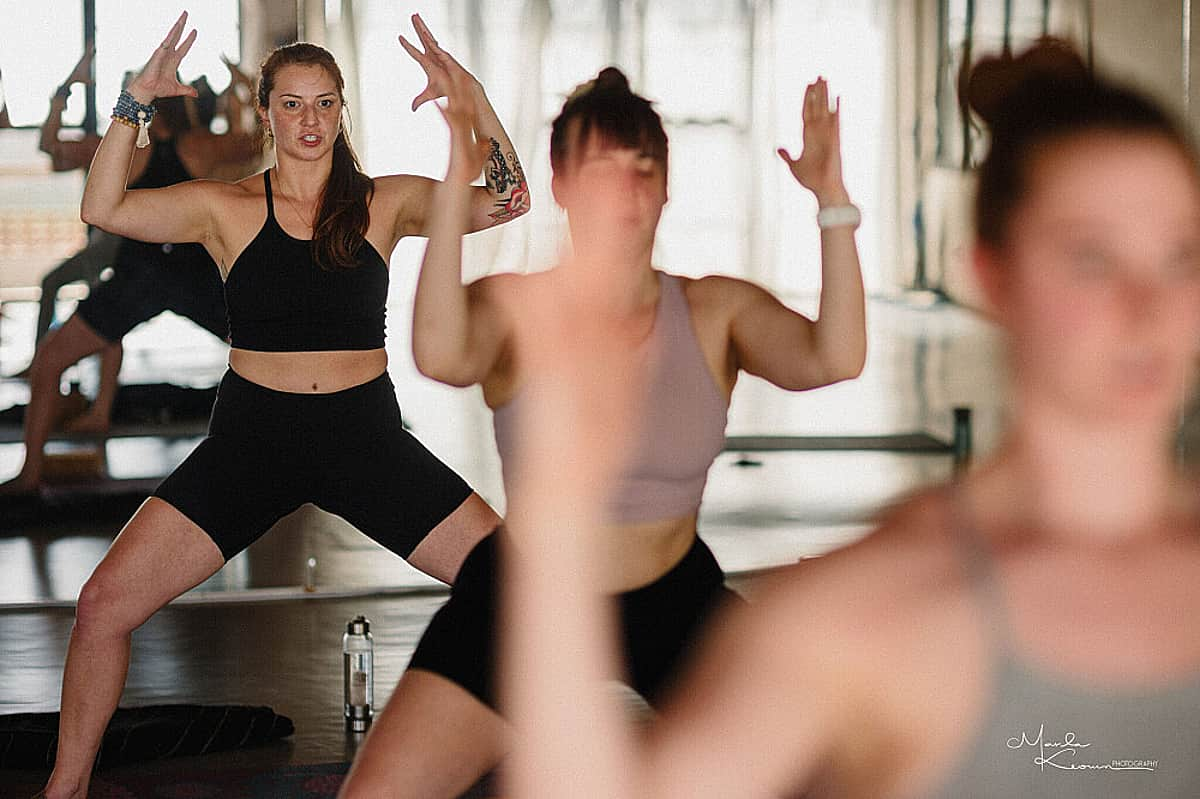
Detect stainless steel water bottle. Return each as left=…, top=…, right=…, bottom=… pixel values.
left=343, top=615, right=374, bottom=731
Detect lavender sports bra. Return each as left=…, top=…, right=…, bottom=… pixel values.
left=493, top=271, right=728, bottom=525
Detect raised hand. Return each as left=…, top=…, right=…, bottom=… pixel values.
left=220, top=53, right=253, bottom=91
left=436, top=63, right=489, bottom=185
left=66, top=43, right=96, bottom=87
left=399, top=13, right=478, bottom=113
left=126, top=11, right=199, bottom=104
left=777, top=78, right=848, bottom=205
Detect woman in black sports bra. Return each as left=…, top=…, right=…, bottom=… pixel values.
left=40, top=13, right=528, bottom=799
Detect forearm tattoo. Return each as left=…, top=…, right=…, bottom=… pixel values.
left=486, top=137, right=529, bottom=222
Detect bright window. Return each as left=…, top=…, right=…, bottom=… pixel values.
left=0, top=0, right=85, bottom=127
left=93, top=1, right=240, bottom=133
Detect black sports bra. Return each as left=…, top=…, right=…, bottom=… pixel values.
left=224, top=170, right=388, bottom=352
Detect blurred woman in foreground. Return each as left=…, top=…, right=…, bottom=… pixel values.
left=500, top=39, right=1200, bottom=799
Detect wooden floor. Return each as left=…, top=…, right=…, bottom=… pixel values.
left=0, top=593, right=443, bottom=794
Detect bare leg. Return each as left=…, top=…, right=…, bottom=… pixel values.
left=338, top=669, right=508, bottom=799
left=407, top=493, right=500, bottom=584
left=0, top=315, right=109, bottom=494
left=35, top=262, right=72, bottom=347
left=41, top=498, right=225, bottom=799
left=64, top=341, right=123, bottom=434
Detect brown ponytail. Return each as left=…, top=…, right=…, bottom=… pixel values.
left=258, top=42, right=374, bottom=269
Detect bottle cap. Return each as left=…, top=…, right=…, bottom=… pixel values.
left=346, top=615, right=370, bottom=635
left=346, top=704, right=372, bottom=732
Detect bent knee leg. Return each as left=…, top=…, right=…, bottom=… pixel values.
left=73, top=573, right=143, bottom=640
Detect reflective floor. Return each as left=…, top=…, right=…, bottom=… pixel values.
left=0, top=287, right=1010, bottom=794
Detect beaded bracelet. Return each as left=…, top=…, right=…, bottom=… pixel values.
left=111, top=90, right=155, bottom=148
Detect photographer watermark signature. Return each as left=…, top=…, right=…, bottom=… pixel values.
left=1007, top=724, right=1157, bottom=772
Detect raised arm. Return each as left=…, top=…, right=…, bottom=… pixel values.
left=411, top=64, right=509, bottom=387
left=39, top=45, right=101, bottom=172
left=79, top=13, right=214, bottom=246
left=396, top=13, right=530, bottom=237
left=218, top=54, right=255, bottom=138
left=730, top=78, right=866, bottom=391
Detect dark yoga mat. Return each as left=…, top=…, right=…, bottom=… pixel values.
left=0, top=478, right=162, bottom=529
left=0, top=705, right=293, bottom=770
left=0, top=383, right=218, bottom=427
left=87, top=762, right=350, bottom=799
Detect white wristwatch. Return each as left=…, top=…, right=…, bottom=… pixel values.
left=816, top=204, right=861, bottom=230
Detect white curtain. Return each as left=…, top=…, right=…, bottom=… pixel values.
left=351, top=0, right=892, bottom=294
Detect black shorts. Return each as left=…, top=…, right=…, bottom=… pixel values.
left=408, top=531, right=740, bottom=709
left=154, top=369, right=474, bottom=561
left=76, top=240, right=228, bottom=344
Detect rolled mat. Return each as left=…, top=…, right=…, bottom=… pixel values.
left=0, top=705, right=294, bottom=769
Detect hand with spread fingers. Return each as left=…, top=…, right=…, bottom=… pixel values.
left=399, top=13, right=479, bottom=113
left=777, top=77, right=849, bottom=206
left=125, top=11, right=200, bottom=105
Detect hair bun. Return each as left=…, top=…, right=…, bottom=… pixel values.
left=593, top=67, right=631, bottom=93
left=564, top=67, right=633, bottom=105
left=963, top=37, right=1090, bottom=127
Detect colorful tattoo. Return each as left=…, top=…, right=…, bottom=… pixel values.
left=490, top=182, right=530, bottom=222
left=486, top=137, right=528, bottom=222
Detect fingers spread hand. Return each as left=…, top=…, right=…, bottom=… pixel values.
left=412, top=14, right=442, bottom=54
left=163, top=11, right=188, bottom=50
left=412, top=89, right=435, bottom=113
left=176, top=28, right=198, bottom=63
left=398, top=33, right=424, bottom=61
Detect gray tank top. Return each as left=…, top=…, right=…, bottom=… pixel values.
left=920, top=488, right=1200, bottom=799
left=493, top=271, right=728, bottom=524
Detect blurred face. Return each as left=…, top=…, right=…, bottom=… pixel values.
left=982, top=132, right=1200, bottom=424
left=261, top=63, right=342, bottom=162
left=553, top=127, right=668, bottom=247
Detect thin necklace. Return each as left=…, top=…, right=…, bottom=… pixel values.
left=274, top=167, right=317, bottom=233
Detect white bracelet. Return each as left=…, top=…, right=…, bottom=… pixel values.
left=816, top=204, right=861, bottom=230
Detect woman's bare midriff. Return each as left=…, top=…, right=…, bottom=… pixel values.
left=598, top=514, right=701, bottom=592
left=229, top=348, right=389, bottom=393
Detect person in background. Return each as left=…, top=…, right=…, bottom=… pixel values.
left=1, top=54, right=261, bottom=495
left=340, top=57, right=864, bottom=797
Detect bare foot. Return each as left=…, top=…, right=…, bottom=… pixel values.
left=63, top=409, right=111, bottom=435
